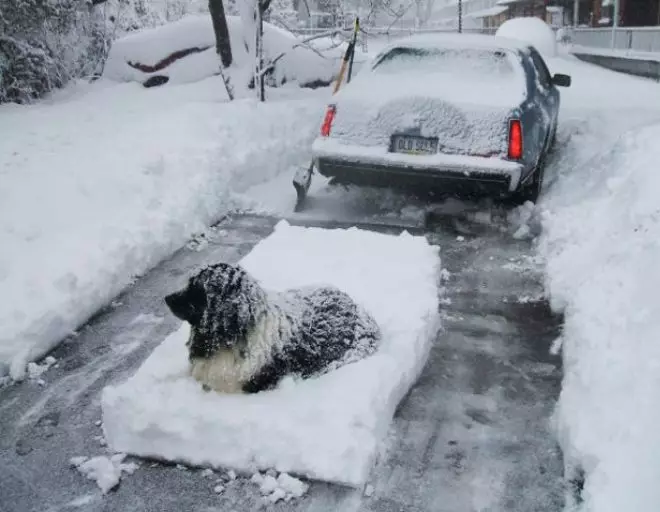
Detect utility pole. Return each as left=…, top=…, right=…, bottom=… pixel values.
left=458, top=0, right=462, bottom=33
left=573, top=0, right=579, bottom=26
left=611, top=0, right=620, bottom=49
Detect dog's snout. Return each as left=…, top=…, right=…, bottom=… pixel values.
left=165, top=289, right=192, bottom=322
left=164, top=291, right=181, bottom=310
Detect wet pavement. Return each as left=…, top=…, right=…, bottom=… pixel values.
left=0, top=210, right=564, bottom=512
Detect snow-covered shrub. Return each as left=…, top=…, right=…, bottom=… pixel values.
left=496, top=16, right=557, bottom=58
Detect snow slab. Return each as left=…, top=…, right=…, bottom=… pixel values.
left=539, top=121, right=660, bottom=512
left=101, top=220, right=441, bottom=487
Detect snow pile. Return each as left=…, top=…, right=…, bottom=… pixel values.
left=496, top=17, right=557, bottom=58
left=251, top=471, right=309, bottom=504
left=539, top=122, right=660, bottom=511
left=101, top=221, right=440, bottom=487
left=103, top=14, right=342, bottom=87
left=0, top=81, right=325, bottom=381
left=70, top=454, right=139, bottom=494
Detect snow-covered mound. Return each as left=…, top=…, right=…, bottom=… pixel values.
left=540, top=122, right=660, bottom=511
left=104, top=14, right=343, bottom=87
left=0, top=81, right=324, bottom=381
left=101, top=221, right=440, bottom=487
left=496, top=17, right=557, bottom=57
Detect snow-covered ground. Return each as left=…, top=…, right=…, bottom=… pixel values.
left=102, top=221, right=440, bottom=487
left=535, top=53, right=660, bottom=512
left=5, top=17, right=660, bottom=509
left=542, top=120, right=660, bottom=512
left=0, top=78, right=327, bottom=381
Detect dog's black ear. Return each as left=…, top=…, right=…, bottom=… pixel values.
left=165, top=289, right=202, bottom=324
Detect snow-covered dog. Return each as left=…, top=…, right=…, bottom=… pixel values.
left=164, top=262, right=381, bottom=394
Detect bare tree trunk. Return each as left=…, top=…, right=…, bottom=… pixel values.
left=209, top=0, right=232, bottom=67
left=255, top=0, right=265, bottom=101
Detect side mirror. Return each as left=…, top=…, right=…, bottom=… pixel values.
left=552, top=73, right=572, bottom=87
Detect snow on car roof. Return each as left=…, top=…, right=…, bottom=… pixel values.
left=375, top=32, right=533, bottom=57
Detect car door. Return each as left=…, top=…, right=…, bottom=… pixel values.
left=527, top=47, right=558, bottom=152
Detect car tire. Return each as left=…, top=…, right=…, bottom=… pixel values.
left=513, top=156, right=545, bottom=205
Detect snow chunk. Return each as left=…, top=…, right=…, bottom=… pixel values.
left=276, top=472, right=308, bottom=498
left=101, top=221, right=440, bottom=487
left=496, top=17, right=557, bottom=58
left=71, top=454, right=137, bottom=494
left=259, top=475, right=279, bottom=495
left=24, top=356, right=57, bottom=382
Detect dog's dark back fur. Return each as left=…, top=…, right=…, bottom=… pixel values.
left=165, top=263, right=267, bottom=358
left=242, top=287, right=380, bottom=393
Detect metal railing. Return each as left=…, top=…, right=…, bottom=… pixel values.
left=571, top=26, right=660, bottom=53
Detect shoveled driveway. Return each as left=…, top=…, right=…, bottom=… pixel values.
left=0, top=211, right=564, bottom=512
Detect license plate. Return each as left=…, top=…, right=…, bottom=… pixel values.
left=392, top=135, right=438, bottom=155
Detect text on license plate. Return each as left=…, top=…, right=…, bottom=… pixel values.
left=392, top=136, right=438, bottom=155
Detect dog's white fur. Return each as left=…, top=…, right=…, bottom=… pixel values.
left=189, top=304, right=292, bottom=393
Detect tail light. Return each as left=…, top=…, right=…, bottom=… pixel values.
left=508, top=119, right=523, bottom=160
left=320, top=105, right=336, bottom=137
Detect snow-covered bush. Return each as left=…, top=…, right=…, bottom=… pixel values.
left=496, top=17, right=557, bottom=58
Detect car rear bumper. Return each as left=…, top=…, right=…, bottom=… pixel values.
left=312, top=139, right=525, bottom=193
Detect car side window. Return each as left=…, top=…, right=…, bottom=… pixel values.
left=528, top=48, right=552, bottom=90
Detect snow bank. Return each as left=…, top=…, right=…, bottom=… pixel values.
left=104, top=14, right=343, bottom=87
left=101, top=221, right=440, bottom=487
left=496, top=17, right=557, bottom=58
left=0, top=81, right=325, bottom=381
left=539, top=122, right=660, bottom=511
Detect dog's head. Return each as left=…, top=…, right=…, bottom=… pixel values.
left=164, top=263, right=267, bottom=359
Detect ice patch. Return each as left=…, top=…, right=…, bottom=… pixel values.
left=101, top=221, right=440, bottom=487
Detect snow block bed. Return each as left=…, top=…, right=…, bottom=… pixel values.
left=101, top=220, right=440, bottom=487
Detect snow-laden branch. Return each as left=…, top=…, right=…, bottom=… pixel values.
left=258, top=28, right=345, bottom=78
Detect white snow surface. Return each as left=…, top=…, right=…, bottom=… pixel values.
left=535, top=53, right=660, bottom=512
left=0, top=79, right=326, bottom=380
left=540, top=122, right=660, bottom=512
left=496, top=17, right=557, bottom=57
left=104, top=14, right=342, bottom=87
left=101, top=221, right=440, bottom=487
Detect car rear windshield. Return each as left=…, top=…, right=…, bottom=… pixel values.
left=372, top=46, right=518, bottom=78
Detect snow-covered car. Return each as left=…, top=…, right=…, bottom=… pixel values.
left=103, top=14, right=344, bottom=89
left=310, top=33, right=572, bottom=203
